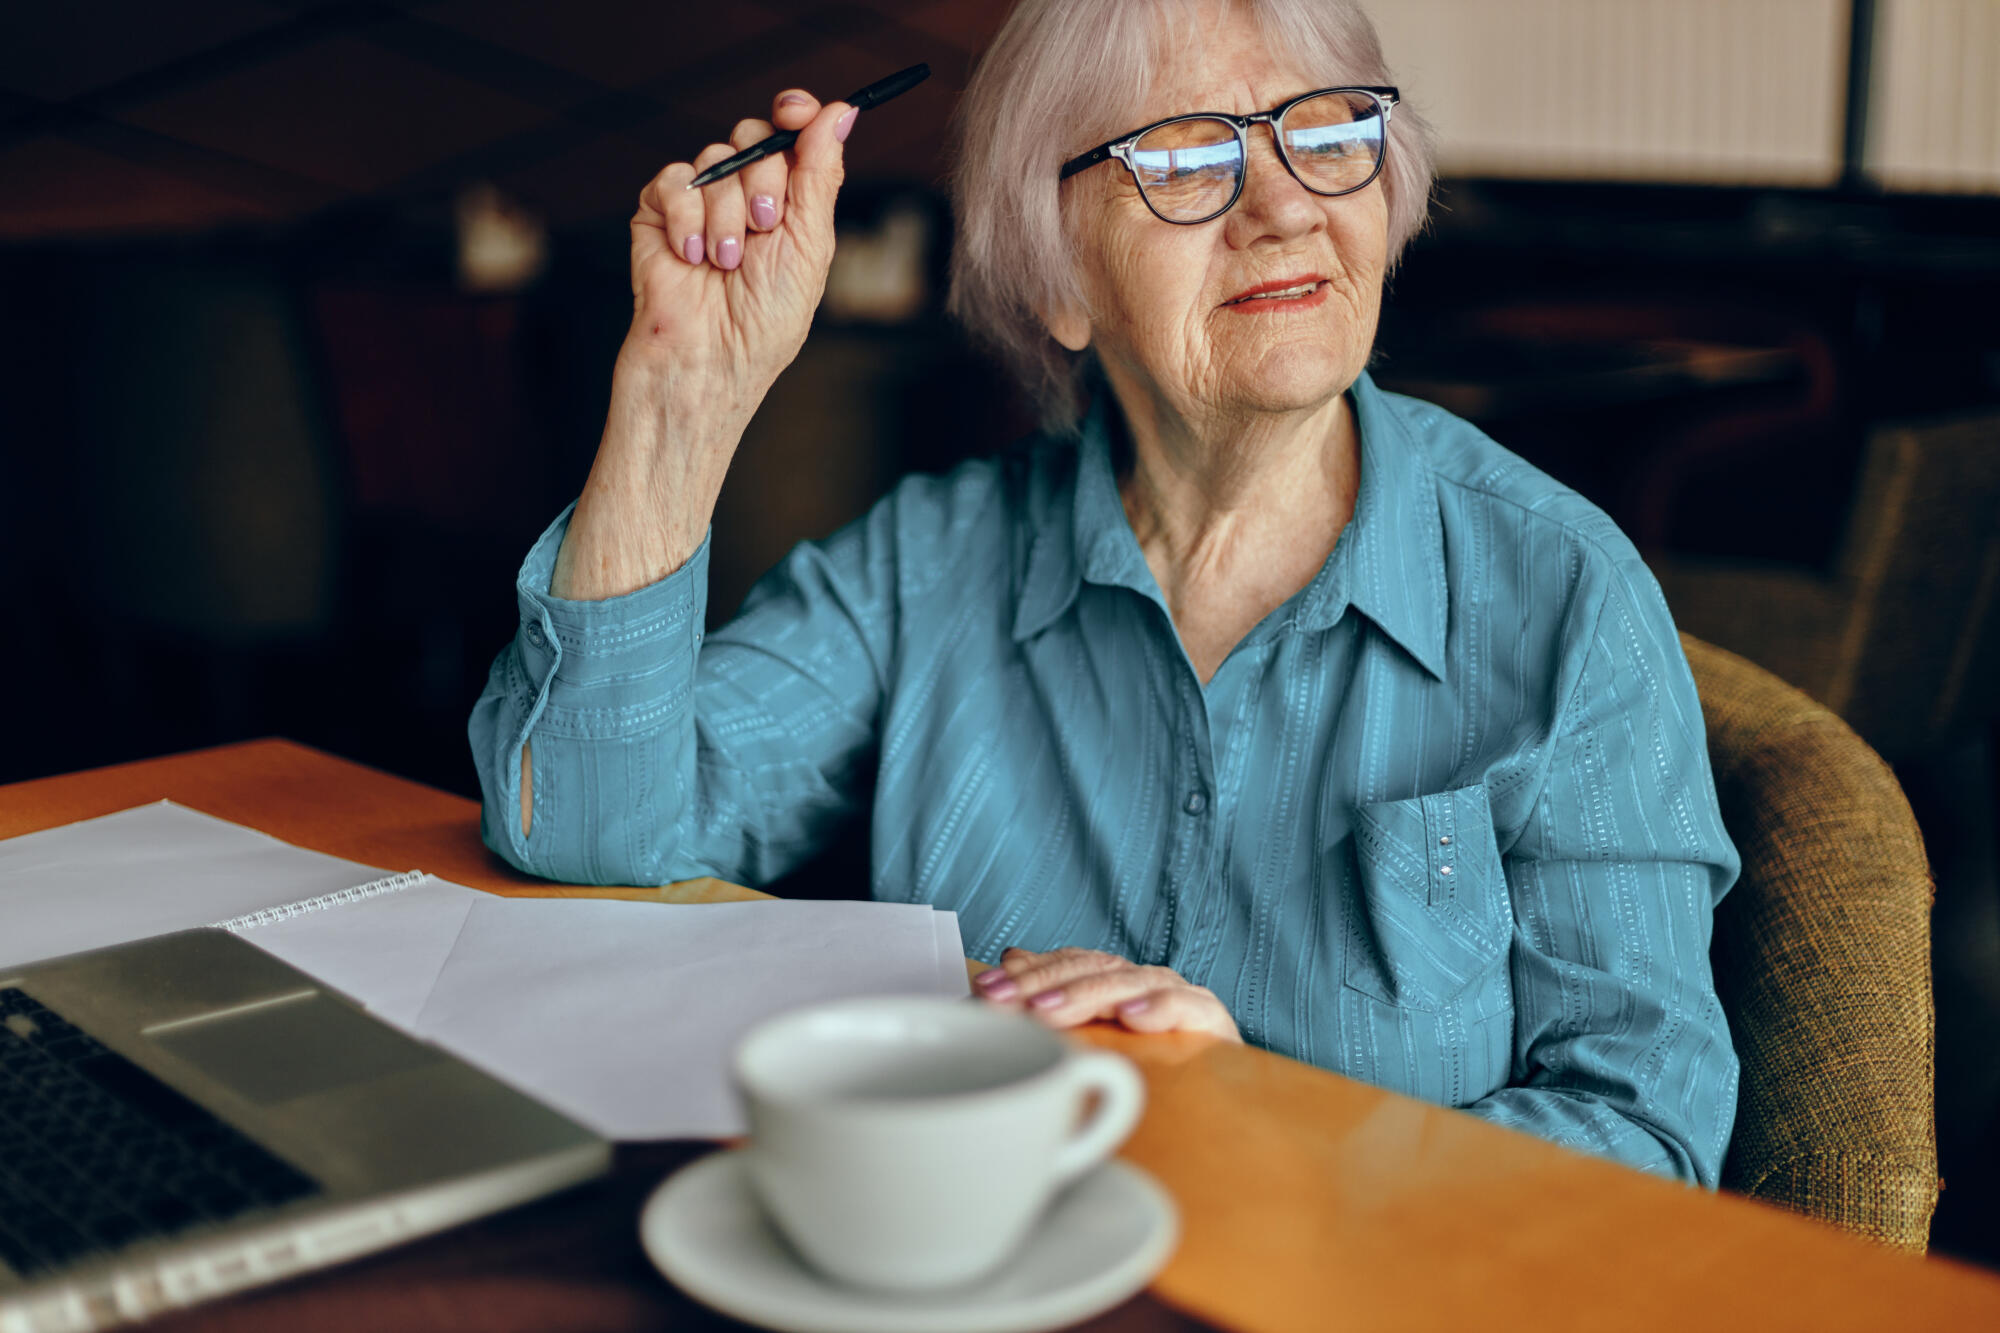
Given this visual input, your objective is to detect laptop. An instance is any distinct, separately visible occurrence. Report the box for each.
[0,928,610,1333]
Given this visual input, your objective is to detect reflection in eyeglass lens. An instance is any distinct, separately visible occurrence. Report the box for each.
[1131,119,1242,221]
[1126,93,1386,221]
[1283,93,1383,192]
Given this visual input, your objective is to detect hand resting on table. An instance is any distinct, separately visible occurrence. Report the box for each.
[974,947,1242,1043]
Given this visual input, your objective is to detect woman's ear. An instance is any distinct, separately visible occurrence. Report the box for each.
[1044,300,1090,353]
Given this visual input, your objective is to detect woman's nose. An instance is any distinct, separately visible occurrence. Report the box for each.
[1226,128,1323,240]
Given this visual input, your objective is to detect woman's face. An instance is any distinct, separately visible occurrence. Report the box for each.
[1052,11,1390,428]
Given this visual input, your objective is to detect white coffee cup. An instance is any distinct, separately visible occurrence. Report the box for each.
[732,994,1146,1292]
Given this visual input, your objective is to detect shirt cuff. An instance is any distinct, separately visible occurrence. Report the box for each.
[512,502,711,714]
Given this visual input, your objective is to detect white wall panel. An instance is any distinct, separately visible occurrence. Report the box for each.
[1368,0,1850,185]
[1868,0,2000,193]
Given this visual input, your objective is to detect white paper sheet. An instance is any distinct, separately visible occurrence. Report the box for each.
[411,897,958,1139]
[0,802,391,971]
[3,803,973,1142]
[933,910,969,997]
[234,875,482,1029]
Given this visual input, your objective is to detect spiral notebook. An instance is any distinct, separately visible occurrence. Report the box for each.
[0,802,968,1138]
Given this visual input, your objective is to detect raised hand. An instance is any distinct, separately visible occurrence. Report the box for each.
[550,88,855,605]
[623,90,854,393]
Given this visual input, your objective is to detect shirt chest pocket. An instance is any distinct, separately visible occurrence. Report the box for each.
[1342,782,1512,1012]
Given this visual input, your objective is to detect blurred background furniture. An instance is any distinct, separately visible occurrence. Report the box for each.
[1658,410,2000,764]
[65,258,346,754]
[1377,297,1846,563]
[1689,633,1939,1253]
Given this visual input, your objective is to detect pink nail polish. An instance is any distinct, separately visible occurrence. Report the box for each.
[750,195,776,229]
[1118,997,1151,1016]
[778,92,811,108]
[717,236,741,270]
[835,107,857,143]
[682,235,703,265]
[1029,989,1064,1010]
[974,968,1009,988]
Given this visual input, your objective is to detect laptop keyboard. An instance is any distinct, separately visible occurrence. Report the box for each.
[0,987,321,1277]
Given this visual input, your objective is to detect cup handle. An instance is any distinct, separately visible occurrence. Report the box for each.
[1050,1050,1145,1185]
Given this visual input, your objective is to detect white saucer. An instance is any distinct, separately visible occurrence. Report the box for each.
[639,1152,1179,1333]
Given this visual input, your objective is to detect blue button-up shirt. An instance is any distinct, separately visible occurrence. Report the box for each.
[472,371,1740,1184]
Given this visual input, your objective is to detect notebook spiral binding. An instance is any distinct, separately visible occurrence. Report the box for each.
[213,869,428,933]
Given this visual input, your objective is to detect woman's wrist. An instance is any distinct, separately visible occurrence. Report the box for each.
[609,336,765,427]
[552,359,749,601]
[552,455,708,600]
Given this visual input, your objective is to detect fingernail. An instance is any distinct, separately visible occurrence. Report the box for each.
[980,978,1018,1001]
[716,236,741,270]
[750,195,776,229]
[974,968,1009,989]
[778,92,811,108]
[835,107,857,143]
[1118,998,1151,1016]
[1029,989,1064,1010]
[682,235,703,265]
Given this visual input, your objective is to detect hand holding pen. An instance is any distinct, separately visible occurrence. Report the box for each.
[573,65,931,598]
[632,63,929,282]
[620,64,929,359]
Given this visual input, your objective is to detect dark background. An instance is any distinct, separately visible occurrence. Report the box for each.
[2,0,1996,1267]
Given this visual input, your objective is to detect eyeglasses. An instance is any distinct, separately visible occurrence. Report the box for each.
[1059,86,1398,225]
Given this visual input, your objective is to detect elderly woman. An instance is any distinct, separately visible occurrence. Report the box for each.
[471,0,1739,1185]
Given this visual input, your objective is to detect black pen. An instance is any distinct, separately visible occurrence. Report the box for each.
[685,62,931,190]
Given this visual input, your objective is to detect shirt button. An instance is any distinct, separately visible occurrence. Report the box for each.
[524,622,545,647]
[1439,864,1454,876]
[1439,835,1452,846]
[1183,790,1208,816]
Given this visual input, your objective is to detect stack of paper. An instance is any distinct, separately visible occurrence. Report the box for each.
[0,803,968,1139]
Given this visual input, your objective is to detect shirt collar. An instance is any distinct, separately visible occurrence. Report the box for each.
[1308,371,1450,679]
[1010,392,1126,642]
[1012,371,1448,681]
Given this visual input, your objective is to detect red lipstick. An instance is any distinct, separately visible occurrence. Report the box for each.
[1221,274,1329,313]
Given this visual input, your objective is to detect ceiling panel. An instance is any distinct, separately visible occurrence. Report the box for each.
[111,35,553,193]
[0,0,1013,240]
[420,0,788,92]
[0,1,287,102]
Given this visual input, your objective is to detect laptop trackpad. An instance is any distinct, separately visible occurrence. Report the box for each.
[150,991,438,1105]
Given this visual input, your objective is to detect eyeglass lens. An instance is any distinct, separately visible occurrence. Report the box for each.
[1129,91,1386,222]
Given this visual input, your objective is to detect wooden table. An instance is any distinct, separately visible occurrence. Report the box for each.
[7,739,2000,1332]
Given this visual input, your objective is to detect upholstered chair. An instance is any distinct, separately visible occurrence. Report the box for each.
[1687,633,1938,1252]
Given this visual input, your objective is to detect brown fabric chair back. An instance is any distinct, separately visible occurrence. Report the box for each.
[1820,410,2000,759]
[1687,632,1938,1252]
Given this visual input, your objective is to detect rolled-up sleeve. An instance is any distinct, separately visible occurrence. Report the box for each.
[1466,557,1742,1186]
[469,497,893,888]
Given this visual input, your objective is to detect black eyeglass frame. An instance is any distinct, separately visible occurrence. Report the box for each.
[1058,85,1400,225]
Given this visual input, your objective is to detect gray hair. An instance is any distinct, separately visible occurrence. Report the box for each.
[944,0,1437,435]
